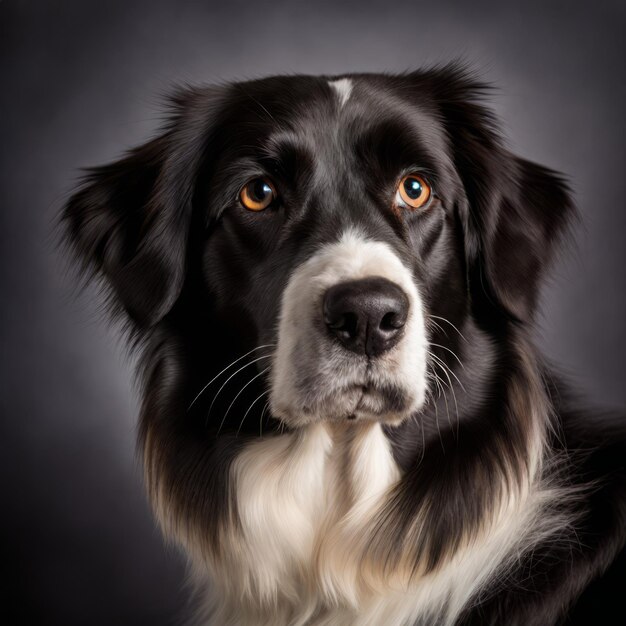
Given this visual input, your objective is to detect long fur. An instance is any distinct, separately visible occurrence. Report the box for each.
[62,64,626,625]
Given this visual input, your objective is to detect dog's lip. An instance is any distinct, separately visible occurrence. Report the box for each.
[337,383,409,421]
[279,381,414,423]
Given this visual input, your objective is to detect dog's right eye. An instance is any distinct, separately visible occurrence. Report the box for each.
[239,178,277,211]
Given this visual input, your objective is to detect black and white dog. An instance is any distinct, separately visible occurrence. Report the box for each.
[62,66,625,625]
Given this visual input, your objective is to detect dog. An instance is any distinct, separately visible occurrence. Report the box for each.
[62,65,625,625]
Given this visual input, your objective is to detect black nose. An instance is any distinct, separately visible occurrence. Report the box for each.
[323,277,409,358]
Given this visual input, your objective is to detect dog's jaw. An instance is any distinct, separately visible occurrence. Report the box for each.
[269,228,428,428]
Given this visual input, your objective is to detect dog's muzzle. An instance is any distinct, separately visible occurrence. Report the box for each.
[270,230,428,427]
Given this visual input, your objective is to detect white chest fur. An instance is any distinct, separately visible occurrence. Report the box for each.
[196,422,402,625]
[191,422,554,626]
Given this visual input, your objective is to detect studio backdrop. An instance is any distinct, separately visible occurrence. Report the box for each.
[1,1,624,624]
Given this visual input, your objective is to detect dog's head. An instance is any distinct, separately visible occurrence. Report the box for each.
[63,66,573,430]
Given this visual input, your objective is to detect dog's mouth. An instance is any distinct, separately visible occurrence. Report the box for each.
[352,382,412,419]
[275,378,416,426]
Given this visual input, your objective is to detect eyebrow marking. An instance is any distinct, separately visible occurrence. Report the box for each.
[328,78,353,108]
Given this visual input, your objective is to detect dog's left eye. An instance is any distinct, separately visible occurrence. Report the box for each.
[239,178,277,211]
[395,174,433,210]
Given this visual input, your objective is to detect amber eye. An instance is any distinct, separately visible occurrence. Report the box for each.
[239,178,277,211]
[396,174,432,210]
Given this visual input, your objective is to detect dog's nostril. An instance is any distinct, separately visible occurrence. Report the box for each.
[380,311,405,332]
[323,277,409,358]
[326,312,359,339]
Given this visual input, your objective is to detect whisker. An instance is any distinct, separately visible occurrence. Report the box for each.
[206,355,272,422]
[237,390,271,437]
[428,351,466,392]
[429,342,466,370]
[219,367,271,435]
[428,318,446,333]
[444,360,461,439]
[430,369,444,399]
[431,356,460,439]
[439,376,452,436]
[259,401,270,438]
[188,344,275,409]
[428,357,455,441]
[419,411,426,465]
[263,402,272,431]
[429,351,460,414]
[428,314,468,343]
[429,359,451,392]
[413,400,426,467]
[428,319,449,341]
[429,371,446,453]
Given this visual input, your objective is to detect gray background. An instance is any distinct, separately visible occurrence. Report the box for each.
[1,1,624,624]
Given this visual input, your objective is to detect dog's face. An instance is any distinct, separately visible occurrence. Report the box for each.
[64,68,572,431]
[201,76,462,427]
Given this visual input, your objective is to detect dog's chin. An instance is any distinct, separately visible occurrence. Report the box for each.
[272,383,422,429]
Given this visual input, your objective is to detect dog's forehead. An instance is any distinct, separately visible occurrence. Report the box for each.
[220,74,448,157]
[201,74,460,247]
[328,77,353,107]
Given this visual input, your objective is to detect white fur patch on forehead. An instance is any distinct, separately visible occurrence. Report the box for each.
[328,78,353,107]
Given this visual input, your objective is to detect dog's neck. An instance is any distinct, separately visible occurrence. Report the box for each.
[142,325,566,625]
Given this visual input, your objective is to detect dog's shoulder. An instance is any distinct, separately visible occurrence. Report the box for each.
[548,376,626,622]
[557,387,626,496]
[459,377,626,626]
[554,400,626,624]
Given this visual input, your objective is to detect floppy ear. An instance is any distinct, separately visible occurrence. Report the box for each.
[427,65,576,322]
[477,155,575,321]
[62,88,220,327]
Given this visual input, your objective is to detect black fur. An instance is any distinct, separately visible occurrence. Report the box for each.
[62,65,625,625]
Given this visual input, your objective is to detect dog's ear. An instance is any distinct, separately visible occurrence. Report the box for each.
[425,65,576,322]
[474,155,575,322]
[63,88,221,328]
